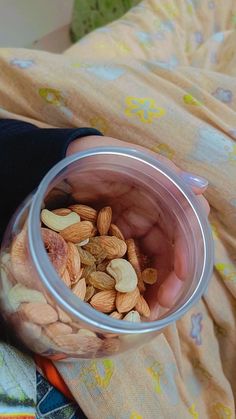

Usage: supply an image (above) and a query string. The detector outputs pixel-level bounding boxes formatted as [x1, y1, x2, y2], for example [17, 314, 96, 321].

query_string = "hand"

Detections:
[67, 135, 209, 203]
[66, 136, 209, 317]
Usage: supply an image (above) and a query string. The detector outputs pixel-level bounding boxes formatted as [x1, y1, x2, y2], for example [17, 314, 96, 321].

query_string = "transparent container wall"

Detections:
[0, 151, 207, 360]
[61, 153, 203, 306]
[0, 200, 101, 360]
[43, 153, 205, 316]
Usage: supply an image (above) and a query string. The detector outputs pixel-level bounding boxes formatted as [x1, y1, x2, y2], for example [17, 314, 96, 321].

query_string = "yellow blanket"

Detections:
[0, 0, 236, 417]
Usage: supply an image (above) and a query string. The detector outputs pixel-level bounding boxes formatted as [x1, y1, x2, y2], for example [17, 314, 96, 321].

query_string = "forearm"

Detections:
[0, 119, 102, 240]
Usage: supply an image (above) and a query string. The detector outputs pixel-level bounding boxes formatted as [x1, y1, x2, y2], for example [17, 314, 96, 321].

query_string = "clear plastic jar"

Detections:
[0, 147, 213, 360]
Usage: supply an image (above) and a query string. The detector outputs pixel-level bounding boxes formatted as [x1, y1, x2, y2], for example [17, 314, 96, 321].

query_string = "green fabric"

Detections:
[70, 0, 141, 41]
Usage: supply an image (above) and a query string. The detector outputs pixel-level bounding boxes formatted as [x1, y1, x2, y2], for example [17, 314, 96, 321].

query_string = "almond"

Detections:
[84, 236, 127, 259]
[116, 287, 140, 313]
[72, 278, 86, 300]
[84, 285, 96, 302]
[90, 289, 117, 313]
[88, 271, 115, 290]
[73, 268, 84, 285]
[76, 246, 96, 266]
[102, 338, 120, 354]
[61, 269, 71, 288]
[20, 302, 58, 325]
[109, 223, 125, 240]
[123, 310, 141, 322]
[44, 322, 73, 337]
[97, 206, 112, 235]
[54, 333, 102, 353]
[77, 329, 97, 338]
[57, 306, 72, 323]
[70, 321, 81, 330]
[142, 268, 158, 285]
[94, 249, 108, 264]
[41, 228, 68, 276]
[91, 226, 98, 237]
[66, 242, 81, 283]
[109, 311, 123, 320]
[135, 295, 150, 318]
[60, 221, 94, 243]
[99, 236, 127, 259]
[69, 204, 97, 222]
[103, 313, 122, 337]
[126, 238, 141, 275]
[52, 208, 72, 216]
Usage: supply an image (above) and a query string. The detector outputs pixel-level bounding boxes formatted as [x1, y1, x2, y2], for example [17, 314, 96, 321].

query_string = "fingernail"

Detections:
[180, 172, 208, 189]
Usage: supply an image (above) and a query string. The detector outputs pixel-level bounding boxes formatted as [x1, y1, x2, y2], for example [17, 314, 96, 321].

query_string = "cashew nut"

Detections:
[77, 329, 97, 337]
[41, 209, 80, 232]
[0, 258, 13, 313]
[0, 253, 12, 296]
[77, 238, 89, 247]
[7, 283, 47, 311]
[106, 258, 137, 293]
[123, 310, 141, 322]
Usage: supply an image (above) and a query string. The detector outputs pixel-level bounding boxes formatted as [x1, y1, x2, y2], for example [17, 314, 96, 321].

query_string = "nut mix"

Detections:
[2, 204, 158, 358]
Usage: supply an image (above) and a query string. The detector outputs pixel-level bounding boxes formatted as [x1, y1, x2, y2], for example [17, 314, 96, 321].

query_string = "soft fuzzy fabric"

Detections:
[0, 0, 236, 417]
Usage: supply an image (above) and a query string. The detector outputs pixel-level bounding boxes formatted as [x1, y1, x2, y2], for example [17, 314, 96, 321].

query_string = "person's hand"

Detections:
[67, 135, 209, 203]
[66, 136, 209, 318]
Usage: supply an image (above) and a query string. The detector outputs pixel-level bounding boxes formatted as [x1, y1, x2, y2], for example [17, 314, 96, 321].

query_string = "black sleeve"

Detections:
[0, 119, 103, 241]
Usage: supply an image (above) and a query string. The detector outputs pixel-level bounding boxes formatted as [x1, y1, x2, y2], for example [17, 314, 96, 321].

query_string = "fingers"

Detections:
[157, 271, 183, 308]
[196, 195, 210, 215]
[67, 135, 209, 197]
[66, 135, 181, 174]
[179, 171, 208, 195]
[174, 235, 189, 281]
[66, 136, 209, 318]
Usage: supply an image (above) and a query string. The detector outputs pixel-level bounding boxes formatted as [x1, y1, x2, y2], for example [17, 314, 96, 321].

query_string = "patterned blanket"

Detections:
[0, 0, 236, 417]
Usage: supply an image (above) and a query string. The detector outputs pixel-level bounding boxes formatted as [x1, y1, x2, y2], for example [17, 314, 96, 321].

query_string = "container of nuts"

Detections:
[0, 147, 214, 360]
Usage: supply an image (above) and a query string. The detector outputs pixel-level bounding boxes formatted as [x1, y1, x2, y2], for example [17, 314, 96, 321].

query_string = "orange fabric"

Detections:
[0, 416, 35, 418]
[34, 355, 75, 401]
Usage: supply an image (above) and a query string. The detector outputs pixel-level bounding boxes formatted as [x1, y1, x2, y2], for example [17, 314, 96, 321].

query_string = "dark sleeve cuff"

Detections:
[0, 119, 103, 240]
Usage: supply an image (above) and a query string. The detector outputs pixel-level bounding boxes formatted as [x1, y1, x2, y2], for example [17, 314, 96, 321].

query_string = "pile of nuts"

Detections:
[1, 204, 158, 358]
[40, 204, 157, 321]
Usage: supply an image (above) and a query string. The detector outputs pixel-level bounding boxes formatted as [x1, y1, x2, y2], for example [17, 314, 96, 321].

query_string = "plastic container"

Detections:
[0, 147, 214, 360]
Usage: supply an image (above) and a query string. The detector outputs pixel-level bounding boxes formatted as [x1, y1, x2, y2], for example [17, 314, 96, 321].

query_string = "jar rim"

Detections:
[28, 147, 214, 334]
